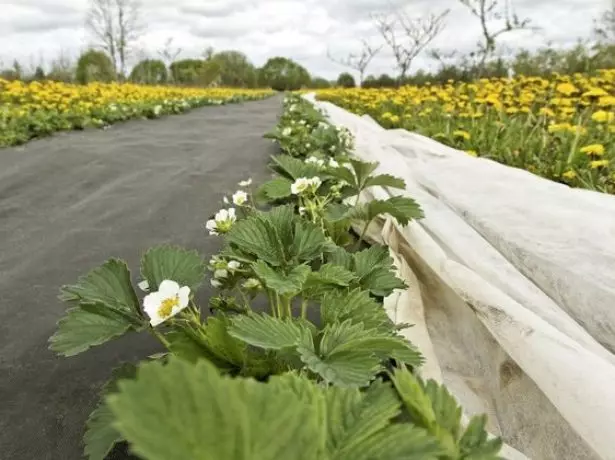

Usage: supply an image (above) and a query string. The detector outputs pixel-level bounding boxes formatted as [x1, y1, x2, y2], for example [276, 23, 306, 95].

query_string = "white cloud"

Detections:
[0, 0, 607, 79]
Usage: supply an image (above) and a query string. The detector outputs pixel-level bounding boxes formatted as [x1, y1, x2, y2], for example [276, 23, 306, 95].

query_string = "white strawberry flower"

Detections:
[223, 196, 229, 204]
[282, 127, 292, 136]
[291, 176, 322, 195]
[238, 178, 252, 187]
[298, 206, 307, 216]
[205, 208, 237, 235]
[232, 190, 248, 206]
[306, 156, 325, 167]
[227, 260, 241, 272]
[243, 278, 262, 290]
[291, 177, 311, 195]
[328, 158, 340, 168]
[211, 279, 222, 288]
[214, 269, 228, 279]
[143, 280, 190, 327]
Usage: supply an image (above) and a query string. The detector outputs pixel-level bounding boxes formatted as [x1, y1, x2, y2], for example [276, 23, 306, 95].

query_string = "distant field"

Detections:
[0, 79, 273, 147]
[317, 69, 615, 194]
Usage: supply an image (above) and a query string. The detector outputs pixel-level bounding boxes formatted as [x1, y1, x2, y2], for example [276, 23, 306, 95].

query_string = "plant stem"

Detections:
[300, 298, 308, 319]
[151, 329, 171, 349]
[354, 218, 373, 251]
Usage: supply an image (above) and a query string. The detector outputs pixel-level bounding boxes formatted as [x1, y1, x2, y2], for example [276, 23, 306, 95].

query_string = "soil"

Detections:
[0, 95, 283, 459]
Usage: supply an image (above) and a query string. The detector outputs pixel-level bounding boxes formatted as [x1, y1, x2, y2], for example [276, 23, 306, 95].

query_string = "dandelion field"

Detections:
[316, 69, 615, 194]
[0, 78, 273, 147]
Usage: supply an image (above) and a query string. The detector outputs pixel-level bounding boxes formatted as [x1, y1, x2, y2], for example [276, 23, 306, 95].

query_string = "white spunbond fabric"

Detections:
[304, 94, 615, 460]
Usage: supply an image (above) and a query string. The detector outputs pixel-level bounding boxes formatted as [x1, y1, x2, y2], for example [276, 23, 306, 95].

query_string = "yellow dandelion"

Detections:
[453, 130, 471, 140]
[580, 144, 605, 156]
[562, 170, 577, 179]
[466, 150, 478, 157]
[590, 160, 609, 169]
[591, 110, 614, 123]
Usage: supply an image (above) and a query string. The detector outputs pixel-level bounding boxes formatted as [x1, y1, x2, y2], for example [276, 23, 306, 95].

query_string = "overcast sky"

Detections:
[0, 0, 608, 79]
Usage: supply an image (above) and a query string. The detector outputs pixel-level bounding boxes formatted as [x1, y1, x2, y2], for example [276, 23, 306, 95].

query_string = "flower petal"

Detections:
[177, 286, 191, 308]
[158, 280, 180, 296]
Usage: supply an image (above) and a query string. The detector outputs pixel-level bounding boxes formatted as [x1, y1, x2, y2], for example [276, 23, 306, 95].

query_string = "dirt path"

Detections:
[0, 95, 282, 459]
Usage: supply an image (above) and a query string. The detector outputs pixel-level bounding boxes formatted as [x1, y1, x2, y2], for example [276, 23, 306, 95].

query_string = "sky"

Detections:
[0, 0, 608, 79]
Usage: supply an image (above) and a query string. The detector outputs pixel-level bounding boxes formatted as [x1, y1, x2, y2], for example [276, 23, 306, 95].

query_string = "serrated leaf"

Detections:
[327, 246, 354, 271]
[300, 346, 381, 387]
[140, 245, 206, 292]
[367, 196, 424, 226]
[349, 424, 445, 460]
[310, 263, 357, 286]
[59, 259, 139, 316]
[108, 357, 322, 460]
[325, 202, 352, 222]
[350, 158, 379, 190]
[328, 166, 356, 189]
[363, 174, 406, 190]
[321, 288, 392, 332]
[459, 415, 503, 458]
[260, 205, 295, 249]
[271, 154, 321, 180]
[230, 313, 309, 350]
[292, 220, 329, 262]
[390, 368, 438, 429]
[227, 215, 286, 267]
[253, 261, 310, 295]
[84, 364, 137, 460]
[424, 379, 463, 439]
[258, 177, 293, 199]
[50, 305, 133, 356]
[166, 316, 247, 371]
[353, 246, 406, 297]
[84, 403, 120, 460]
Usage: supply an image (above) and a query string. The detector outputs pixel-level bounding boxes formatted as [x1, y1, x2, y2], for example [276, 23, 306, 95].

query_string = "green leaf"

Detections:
[327, 246, 354, 271]
[423, 379, 463, 440]
[300, 346, 381, 388]
[349, 424, 445, 460]
[258, 177, 293, 199]
[84, 404, 120, 460]
[349, 158, 379, 190]
[327, 166, 356, 189]
[310, 263, 357, 286]
[271, 154, 321, 180]
[253, 261, 310, 295]
[230, 313, 309, 350]
[140, 245, 206, 292]
[367, 196, 424, 226]
[260, 205, 295, 249]
[166, 316, 247, 371]
[227, 215, 286, 266]
[353, 246, 406, 297]
[49, 305, 133, 356]
[324, 203, 352, 222]
[321, 288, 392, 332]
[459, 415, 503, 458]
[390, 368, 439, 429]
[84, 364, 137, 460]
[292, 220, 329, 262]
[363, 174, 406, 190]
[59, 258, 139, 316]
[108, 357, 322, 460]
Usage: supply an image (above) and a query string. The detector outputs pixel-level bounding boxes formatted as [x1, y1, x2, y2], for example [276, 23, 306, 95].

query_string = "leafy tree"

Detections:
[33, 66, 46, 81]
[211, 50, 257, 87]
[169, 59, 221, 86]
[129, 59, 168, 84]
[75, 49, 116, 84]
[260, 57, 311, 91]
[310, 77, 331, 88]
[336, 72, 356, 88]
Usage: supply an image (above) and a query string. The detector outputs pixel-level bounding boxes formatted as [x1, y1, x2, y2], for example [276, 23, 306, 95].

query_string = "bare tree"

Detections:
[327, 40, 382, 86]
[458, 0, 534, 71]
[86, 0, 143, 77]
[594, 0, 615, 43]
[157, 37, 182, 67]
[372, 7, 449, 83]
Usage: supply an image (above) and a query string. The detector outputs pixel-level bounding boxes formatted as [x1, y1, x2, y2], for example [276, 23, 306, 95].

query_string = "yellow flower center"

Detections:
[158, 296, 179, 318]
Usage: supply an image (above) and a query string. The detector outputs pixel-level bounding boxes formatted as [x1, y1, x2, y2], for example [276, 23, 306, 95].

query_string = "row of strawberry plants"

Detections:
[49, 94, 503, 460]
